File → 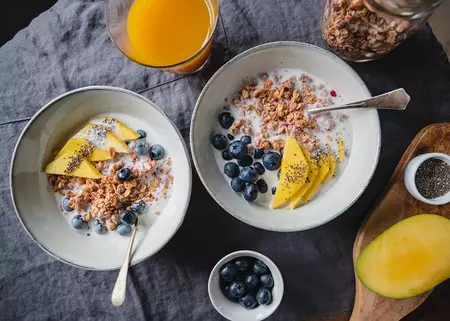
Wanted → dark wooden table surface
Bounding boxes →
[2,1,448,320]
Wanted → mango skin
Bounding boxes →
[356,214,450,299]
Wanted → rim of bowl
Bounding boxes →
[208,250,284,320]
[9,85,192,271]
[190,41,381,232]
[404,152,450,205]
[104,0,221,69]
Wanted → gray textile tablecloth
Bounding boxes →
[1,1,450,320]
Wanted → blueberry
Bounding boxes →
[220,263,237,282]
[253,162,265,175]
[134,139,149,156]
[271,187,277,195]
[131,200,146,214]
[118,167,133,182]
[243,183,259,202]
[239,166,258,183]
[228,281,246,298]
[62,197,74,212]
[120,210,137,225]
[227,133,234,140]
[256,179,268,193]
[277,170,281,180]
[262,152,282,171]
[137,129,146,139]
[260,274,274,288]
[218,112,235,129]
[229,141,248,159]
[117,224,132,236]
[230,177,245,192]
[71,215,87,230]
[224,162,240,178]
[254,148,265,159]
[234,257,249,271]
[239,294,258,309]
[241,135,251,145]
[256,287,272,305]
[121,200,132,208]
[253,260,268,275]
[238,155,253,167]
[149,144,165,160]
[93,220,107,235]
[211,134,227,150]
[245,274,260,289]
[222,150,233,161]
[280,148,284,156]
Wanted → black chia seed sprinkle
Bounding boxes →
[415,158,450,199]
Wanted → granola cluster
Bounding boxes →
[229,74,323,151]
[322,0,413,61]
[49,157,173,231]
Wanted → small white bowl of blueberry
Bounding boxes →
[208,250,284,321]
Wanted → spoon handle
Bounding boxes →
[111,226,138,307]
[307,88,410,115]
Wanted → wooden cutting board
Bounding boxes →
[350,122,450,321]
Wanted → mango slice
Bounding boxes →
[323,153,336,182]
[93,117,139,141]
[289,146,318,209]
[302,154,330,203]
[356,214,450,299]
[337,137,345,161]
[271,137,309,209]
[79,124,131,154]
[45,154,102,179]
[56,138,111,162]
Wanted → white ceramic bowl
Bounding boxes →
[190,42,380,231]
[10,86,192,270]
[404,153,450,205]
[208,250,284,321]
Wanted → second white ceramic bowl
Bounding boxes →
[10,86,192,270]
[208,250,284,321]
[190,41,380,231]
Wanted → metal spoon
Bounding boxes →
[307,88,410,115]
[111,222,138,307]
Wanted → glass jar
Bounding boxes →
[321,0,445,62]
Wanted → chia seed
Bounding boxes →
[415,158,450,199]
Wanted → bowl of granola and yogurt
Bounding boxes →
[190,42,380,231]
[10,86,191,270]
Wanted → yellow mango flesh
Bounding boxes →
[323,153,336,182]
[94,117,139,141]
[56,138,111,162]
[79,124,131,154]
[302,154,330,203]
[337,137,345,161]
[289,146,318,209]
[45,154,102,179]
[272,136,309,209]
[356,214,450,299]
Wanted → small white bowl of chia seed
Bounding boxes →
[404,153,450,206]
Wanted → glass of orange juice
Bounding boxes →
[106,0,219,74]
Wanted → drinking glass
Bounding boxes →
[106,0,219,74]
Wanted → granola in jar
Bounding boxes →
[321,0,429,61]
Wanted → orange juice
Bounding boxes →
[126,0,216,70]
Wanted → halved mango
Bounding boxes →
[93,117,139,141]
[45,154,102,179]
[337,137,345,161]
[356,214,450,299]
[56,138,111,162]
[289,146,318,209]
[271,136,309,209]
